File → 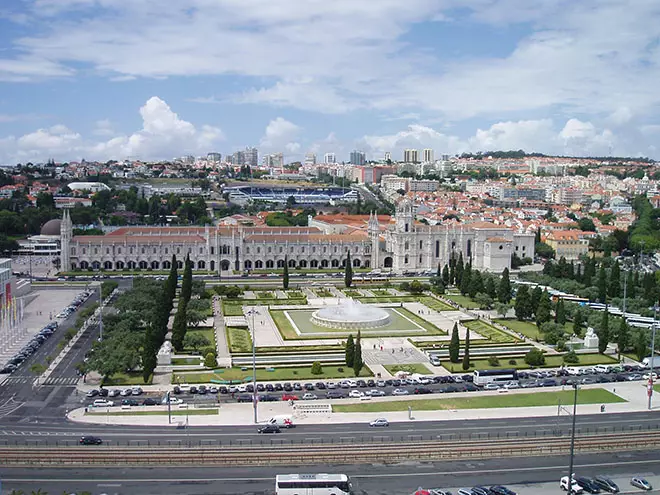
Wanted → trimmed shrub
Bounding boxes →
[311,361,323,375]
[487,355,500,367]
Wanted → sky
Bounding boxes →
[0,0,659,164]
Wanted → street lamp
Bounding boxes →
[246,308,260,424]
[566,382,579,495]
[649,305,658,410]
[98,283,104,341]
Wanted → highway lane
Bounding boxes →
[1,450,659,494]
[0,411,658,446]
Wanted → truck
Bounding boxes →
[642,356,660,368]
[267,415,295,428]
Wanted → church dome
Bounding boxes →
[40,219,62,236]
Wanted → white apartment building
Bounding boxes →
[403,149,419,163]
[324,153,337,164]
[380,175,410,194]
[423,149,434,163]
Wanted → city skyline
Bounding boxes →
[0,1,659,163]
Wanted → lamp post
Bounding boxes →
[98,283,103,341]
[649,305,658,410]
[246,308,260,423]
[566,383,579,495]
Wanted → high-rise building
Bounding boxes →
[305,152,317,165]
[422,148,434,163]
[207,152,222,162]
[403,149,419,163]
[244,147,259,167]
[350,150,366,166]
[384,152,392,162]
[231,151,245,165]
[324,153,337,164]
[263,153,284,168]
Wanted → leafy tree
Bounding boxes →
[311,361,323,375]
[609,261,621,298]
[0,234,20,254]
[462,328,471,371]
[487,355,500,367]
[204,353,218,368]
[597,307,609,354]
[183,332,210,352]
[449,323,460,363]
[535,290,552,327]
[353,331,363,376]
[442,264,450,286]
[633,329,649,362]
[186,309,207,328]
[474,292,493,310]
[485,276,497,299]
[597,265,608,303]
[555,298,566,325]
[36,192,55,209]
[494,302,511,318]
[345,250,353,288]
[283,255,290,290]
[345,334,355,367]
[577,217,596,232]
[563,350,579,363]
[535,241,555,259]
[524,348,546,366]
[498,268,512,303]
[514,285,533,320]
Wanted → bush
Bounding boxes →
[311,361,323,375]
[555,340,568,352]
[487,355,500,367]
[204,353,218,368]
[524,348,546,366]
[563,350,580,363]
[201,347,216,358]
[508,359,517,365]
[337,367,344,372]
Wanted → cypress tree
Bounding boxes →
[180,255,192,302]
[442,264,450,287]
[617,318,630,359]
[535,290,551,327]
[449,323,460,363]
[597,306,610,354]
[555,298,566,325]
[597,265,608,303]
[485,276,497,299]
[283,255,290,290]
[460,262,472,296]
[531,286,542,315]
[166,254,178,305]
[498,267,512,303]
[515,285,532,321]
[609,261,621,298]
[353,331,363,377]
[468,269,483,298]
[573,309,583,336]
[345,251,353,288]
[455,252,464,287]
[449,256,456,285]
[345,334,355,367]
[462,328,471,371]
[142,325,157,383]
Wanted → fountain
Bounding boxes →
[310,299,391,330]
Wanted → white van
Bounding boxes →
[267,415,295,428]
[594,365,611,374]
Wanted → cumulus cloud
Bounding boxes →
[0,97,224,163]
[260,117,301,156]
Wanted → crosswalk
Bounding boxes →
[0,398,23,417]
[42,376,79,386]
[0,375,35,387]
[0,375,79,388]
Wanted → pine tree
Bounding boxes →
[485,276,497,299]
[468,269,483,298]
[515,285,532,321]
[597,265,608,303]
[442,264,450,287]
[345,251,353,288]
[353,331,363,376]
[345,334,355,367]
[283,255,290,290]
[609,261,620,298]
[462,328,471,371]
[555,298,566,325]
[498,267,512,303]
[449,322,460,363]
[597,306,610,354]
[531,286,542,315]
[535,290,551,327]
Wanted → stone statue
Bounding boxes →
[584,327,599,349]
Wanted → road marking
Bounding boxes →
[97,484,121,487]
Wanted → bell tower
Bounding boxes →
[395,198,414,234]
[60,208,73,272]
[368,211,380,268]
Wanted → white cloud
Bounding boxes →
[0,97,225,163]
[260,117,301,156]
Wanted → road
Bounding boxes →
[1,450,659,494]
[0,410,658,447]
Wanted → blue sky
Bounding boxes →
[0,0,659,164]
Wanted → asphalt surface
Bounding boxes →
[1,450,659,494]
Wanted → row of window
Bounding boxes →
[71,259,369,271]
[245,245,367,255]
[71,246,202,256]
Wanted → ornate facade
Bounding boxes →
[60,200,534,274]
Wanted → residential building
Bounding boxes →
[404,149,419,163]
[304,153,317,166]
[544,230,589,260]
[422,148,434,163]
[349,150,366,166]
[324,153,337,164]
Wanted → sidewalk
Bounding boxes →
[212,296,231,367]
[68,381,654,427]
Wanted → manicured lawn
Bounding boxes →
[443,353,619,373]
[384,363,432,375]
[313,289,333,297]
[420,297,454,312]
[397,308,445,335]
[226,326,253,353]
[222,301,245,316]
[171,357,202,366]
[495,319,542,340]
[102,372,152,386]
[174,365,372,384]
[464,320,519,343]
[371,289,392,296]
[445,294,480,309]
[343,290,362,298]
[286,290,303,299]
[255,344,345,354]
[88,409,218,416]
[255,291,275,299]
[333,389,626,413]
[183,327,216,353]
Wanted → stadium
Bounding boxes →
[224,186,358,205]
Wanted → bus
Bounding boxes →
[473,369,518,386]
[276,474,352,495]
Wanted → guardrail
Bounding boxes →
[0,431,658,466]
[293,403,332,415]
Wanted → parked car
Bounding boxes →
[484,383,500,390]
[237,394,253,403]
[108,389,121,397]
[302,393,318,400]
[142,398,158,406]
[79,436,103,445]
[574,476,601,493]
[630,477,652,491]
[326,391,345,399]
[490,485,517,495]
[392,388,409,396]
[560,476,584,493]
[592,476,619,493]
[92,399,114,407]
[367,389,386,397]
[369,418,389,427]
[281,394,299,401]
[121,399,139,406]
[120,388,132,397]
[349,390,364,398]
[86,389,99,398]
[414,387,433,394]
[257,424,281,434]
[471,487,490,495]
